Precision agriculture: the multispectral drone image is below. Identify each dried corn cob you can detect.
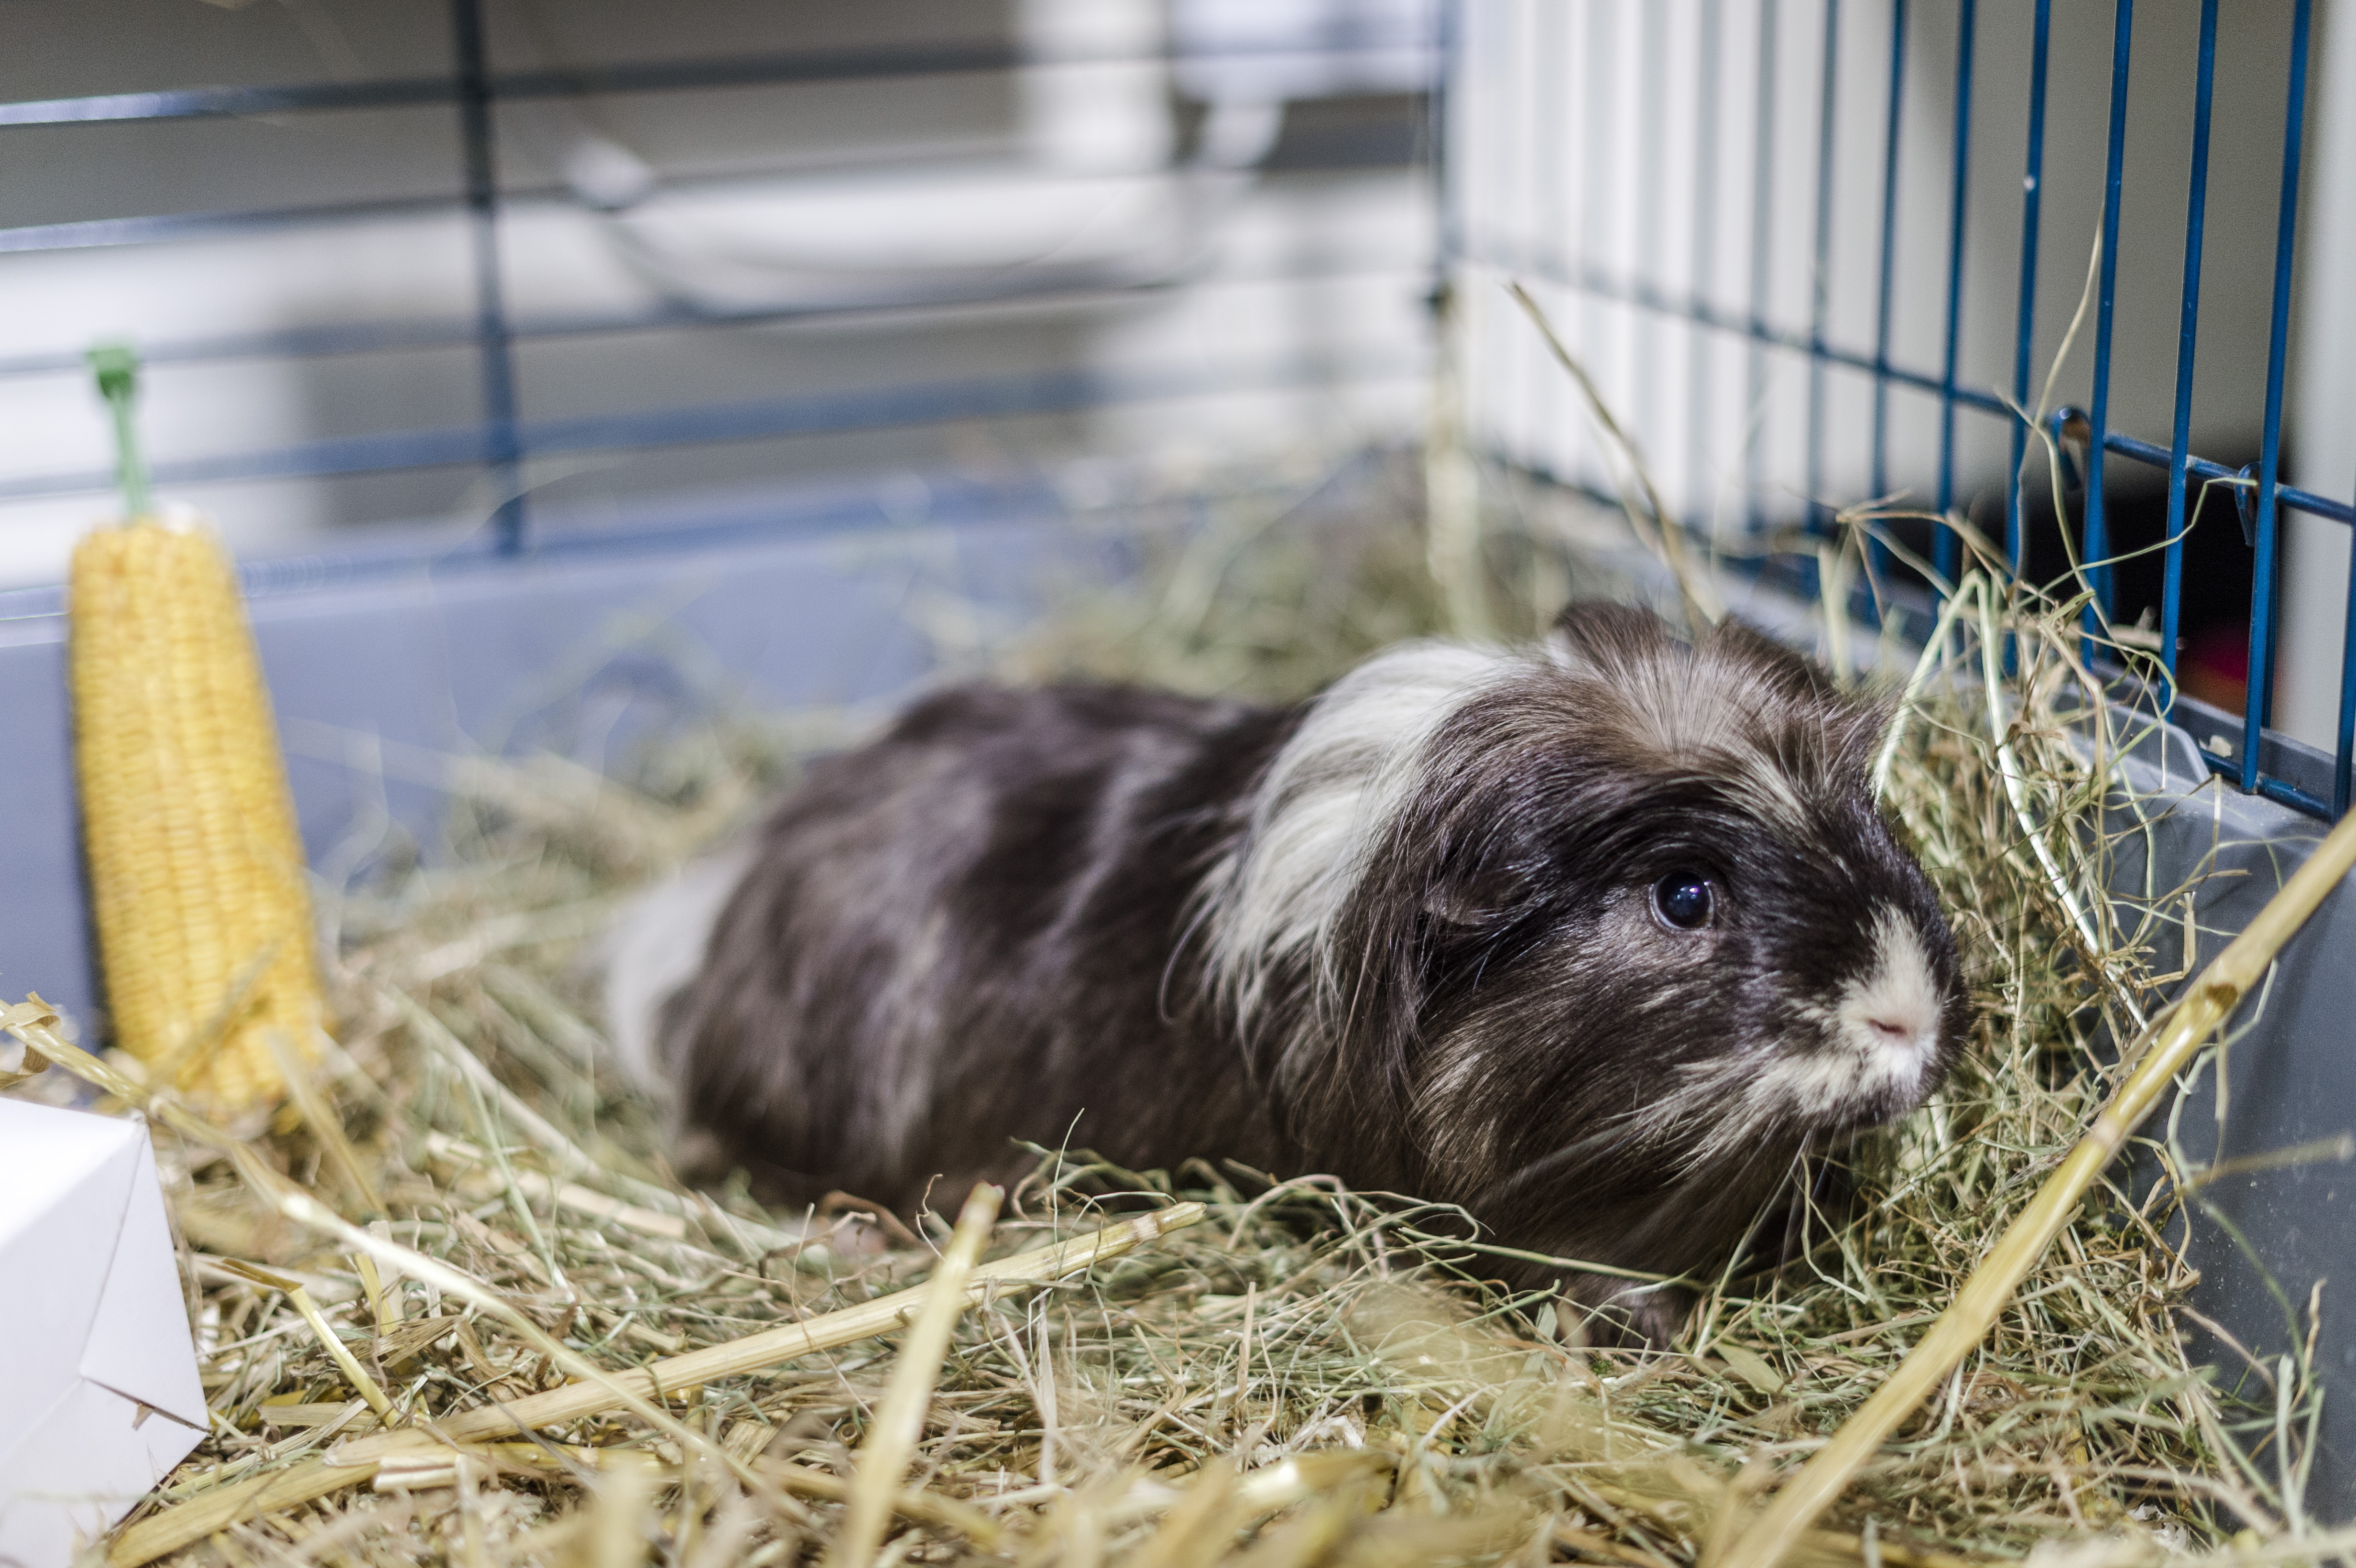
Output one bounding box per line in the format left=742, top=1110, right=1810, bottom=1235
left=69, top=348, right=323, bottom=1111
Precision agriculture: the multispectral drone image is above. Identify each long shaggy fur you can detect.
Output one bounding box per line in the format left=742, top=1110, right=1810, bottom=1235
left=616, top=602, right=1969, bottom=1341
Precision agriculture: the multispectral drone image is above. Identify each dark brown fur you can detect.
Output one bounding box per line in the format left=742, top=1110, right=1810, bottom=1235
left=630, top=603, right=1970, bottom=1341
left=660, top=683, right=1300, bottom=1200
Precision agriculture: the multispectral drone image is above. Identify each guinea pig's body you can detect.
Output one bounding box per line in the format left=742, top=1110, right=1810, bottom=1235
left=606, top=602, right=1968, bottom=1341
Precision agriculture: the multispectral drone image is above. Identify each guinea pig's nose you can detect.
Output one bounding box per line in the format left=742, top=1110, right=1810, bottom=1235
left=1865, top=1016, right=1918, bottom=1044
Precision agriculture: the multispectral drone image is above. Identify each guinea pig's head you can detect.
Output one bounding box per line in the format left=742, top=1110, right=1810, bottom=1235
left=1202, top=600, right=1968, bottom=1289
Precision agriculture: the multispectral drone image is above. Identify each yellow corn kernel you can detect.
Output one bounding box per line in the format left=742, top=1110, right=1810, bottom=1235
left=70, top=519, right=323, bottom=1112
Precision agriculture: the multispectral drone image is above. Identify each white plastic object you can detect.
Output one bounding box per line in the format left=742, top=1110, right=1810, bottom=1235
left=0, top=1099, right=206, bottom=1566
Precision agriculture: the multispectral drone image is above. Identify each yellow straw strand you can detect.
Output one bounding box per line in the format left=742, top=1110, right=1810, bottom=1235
left=826, top=1184, right=1004, bottom=1568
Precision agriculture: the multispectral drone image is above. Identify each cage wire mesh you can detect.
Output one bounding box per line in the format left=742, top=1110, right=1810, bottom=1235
left=5, top=1, right=2356, bottom=1565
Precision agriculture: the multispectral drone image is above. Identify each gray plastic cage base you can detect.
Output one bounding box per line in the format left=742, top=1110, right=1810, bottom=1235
left=0, top=491, right=2347, bottom=1523
left=2105, top=719, right=2355, bottom=1524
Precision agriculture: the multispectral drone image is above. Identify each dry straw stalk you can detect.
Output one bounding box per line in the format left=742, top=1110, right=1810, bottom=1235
left=825, top=1182, right=1003, bottom=1568
left=116, top=1206, right=1191, bottom=1555
left=8, top=984, right=1204, bottom=1567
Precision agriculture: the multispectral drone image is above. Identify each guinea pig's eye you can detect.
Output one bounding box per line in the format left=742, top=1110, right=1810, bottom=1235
left=1650, top=872, right=1715, bottom=932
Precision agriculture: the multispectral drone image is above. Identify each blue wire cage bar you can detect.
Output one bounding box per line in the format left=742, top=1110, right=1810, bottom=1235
left=2003, top=0, right=2051, bottom=575
left=1443, top=0, right=2351, bottom=822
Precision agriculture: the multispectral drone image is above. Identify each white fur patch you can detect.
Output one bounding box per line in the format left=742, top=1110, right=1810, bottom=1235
left=1739, top=906, right=1942, bottom=1123
left=1197, top=640, right=1520, bottom=1035
left=599, top=841, right=755, bottom=1101
left=1837, top=909, right=1944, bottom=1077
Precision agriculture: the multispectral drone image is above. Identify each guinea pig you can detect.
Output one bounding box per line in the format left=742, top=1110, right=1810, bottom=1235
left=602, top=599, right=1969, bottom=1342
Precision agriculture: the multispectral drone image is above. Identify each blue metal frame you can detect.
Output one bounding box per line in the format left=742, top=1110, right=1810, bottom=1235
left=0, top=354, right=1416, bottom=505
left=2159, top=0, right=2221, bottom=694
left=1932, top=0, right=1975, bottom=586
left=2084, top=0, right=2133, bottom=636
left=2004, top=0, right=2051, bottom=574
left=2246, top=0, right=2311, bottom=795
left=448, top=0, right=524, bottom=553
left=1443, top=0, right=2349, bottom=822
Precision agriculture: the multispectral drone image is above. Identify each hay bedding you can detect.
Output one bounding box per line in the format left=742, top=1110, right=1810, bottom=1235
left=11, top=475, right=2328, bottom=1568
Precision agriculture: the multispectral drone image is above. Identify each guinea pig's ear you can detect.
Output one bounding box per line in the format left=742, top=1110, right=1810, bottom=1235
left=1546, top=599, right=1678, bottom=675
left=1418, top=848, right=1530, bottom=928
left=1834, top=690, right=1903, bottom=779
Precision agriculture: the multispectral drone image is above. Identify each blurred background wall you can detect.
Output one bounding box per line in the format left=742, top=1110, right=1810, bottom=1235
left=6, top=0, right=2354, bottom=748
left=0, top=0, right=1436, bottom=585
